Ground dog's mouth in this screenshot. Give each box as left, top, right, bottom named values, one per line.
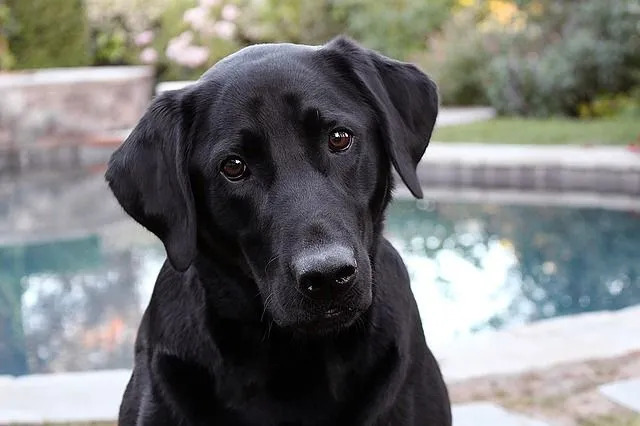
left=323, top=307, right=347, bottom=318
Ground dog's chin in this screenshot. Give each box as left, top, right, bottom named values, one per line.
left=272, top=303, right=370, bottom=337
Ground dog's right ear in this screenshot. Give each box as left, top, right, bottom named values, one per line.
left=106, top=90, right=197, bottom=272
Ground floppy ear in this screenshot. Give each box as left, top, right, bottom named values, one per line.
left=321, top=37, right=439, bottom=199
left=105, top=90, right=197, bottom=271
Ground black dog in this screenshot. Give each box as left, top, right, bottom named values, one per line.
left=106, top=36, right=451, bottom=425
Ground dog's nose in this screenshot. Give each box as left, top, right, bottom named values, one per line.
left=293, top=245, right=357, bottom=300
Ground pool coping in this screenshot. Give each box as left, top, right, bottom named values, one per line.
left=416, top=143, right=640, bottom=197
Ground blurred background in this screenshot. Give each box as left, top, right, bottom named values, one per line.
left=0, top=0, right=639, bottom=425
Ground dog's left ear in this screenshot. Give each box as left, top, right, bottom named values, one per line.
left=105, top=88, right=197, bottom=272
left=321, top=37, right=439, bottom=199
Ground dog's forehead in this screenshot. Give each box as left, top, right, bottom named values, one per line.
left=199, top=45, right=364, bottom=131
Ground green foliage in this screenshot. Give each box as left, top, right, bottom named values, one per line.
left=8, top=0, right=91, bottom=69
left=0, top=1, right=16, bottom=69
left=578, top=88, right=640, bottom=119
left=241, top=0, right=454, bottom=60
left=332, top=0, right=455, bottom=59
left=92, top=27, right=129, bottom=65
left=240, top=0, right=342, bottom=45
left=413, top=7, right=492, bottom=105
left=485, top=0, right=640, bottom=116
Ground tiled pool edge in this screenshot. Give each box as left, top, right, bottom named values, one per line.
left=418, top=143, right=640, bottom=197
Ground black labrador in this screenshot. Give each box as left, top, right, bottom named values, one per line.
left=106, top=36, right=451, bottom=426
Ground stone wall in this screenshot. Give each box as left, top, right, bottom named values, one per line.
left=0, top=66, right=153, bottom=174
left=0, top=66, right=153, bottom=134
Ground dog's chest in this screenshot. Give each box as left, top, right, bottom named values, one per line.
left=210, top=350, right=362, bottom=424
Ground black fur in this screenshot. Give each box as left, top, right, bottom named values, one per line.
left=106, top=36, right=451, bottom=426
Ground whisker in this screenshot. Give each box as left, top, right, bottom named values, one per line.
left=261, top=292, right=275, bottom=322
left=264, top=254, right=281, bottom=275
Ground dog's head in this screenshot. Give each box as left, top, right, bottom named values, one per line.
left=106, top=37, right=437, bottom=334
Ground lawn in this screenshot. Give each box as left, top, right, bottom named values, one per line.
left=432, top=117, right=640, bottom=145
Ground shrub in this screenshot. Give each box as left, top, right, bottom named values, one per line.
left=485, top=0, right=640, bottom=116
left=8, top=0, right=90, bottom=69
left=86, top=0, right=177, bottom=67
left=332, top=0, right=455, bottom=60
left=412, top=6, right=494, bottom=105
left=578, top=89, right=640, bottom=119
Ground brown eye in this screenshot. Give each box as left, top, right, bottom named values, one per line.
left=221, top=156, right=247, bottom=181
left=328, top=129, right=353, bottom=152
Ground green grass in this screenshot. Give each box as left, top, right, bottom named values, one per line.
left=432, top=117, right=640, bottom=145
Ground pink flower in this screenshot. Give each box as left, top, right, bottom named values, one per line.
left=221, top=4, right=240, bottom=21
left=166, top=32, right=210, bottom=68
left=179, top=46, right=211, bottom=68
left=134, top=30, right=154, bottom=47
left=166, top=31, right=193, bottom=59
left=213, top=20, right=236, bottom=40
left=183, top=7, right=210, bottom=31
left=139, top=47, right=158, bottom=64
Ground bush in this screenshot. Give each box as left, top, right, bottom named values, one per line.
left=578, top=89, right=640, bottom=119
left=485, top=0, right=640, bottom=116
left=412, top=6, right=494, bottom=105
left=9, top=0, right=90, bottom=69
left=86, top=0, right=177, bottom=67
left=332, top=0, right=455, bottom=60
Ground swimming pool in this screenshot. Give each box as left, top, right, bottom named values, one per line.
left=1, top=173, right=639, bottom=375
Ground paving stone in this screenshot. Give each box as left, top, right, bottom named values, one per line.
left=600, top=378, right=640, bottom=413
left=438, top=306, right=640, bottom=382
left=453, top=402, right=552, bottom=426
left=0, top=408, right=43, bottom=424
left=0, top=370, right=131, bottom=423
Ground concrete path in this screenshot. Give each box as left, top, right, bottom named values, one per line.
left=0, top=370, right=130, bottom=423
left=600, top=378, right=640, bottom=413
left=453, top=403, right=551, bottom=426
left=438, top=305, right=640, bottom=383
left=435, top=107, right=496, bottom=127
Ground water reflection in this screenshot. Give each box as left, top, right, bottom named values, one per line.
left=386, top=199, right=640, bottom=348
left=1, top=172, right=639, bottom=375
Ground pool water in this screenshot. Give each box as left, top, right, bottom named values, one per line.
left=1, top=173, right=639, bottom=375
left=386, top=199, right=640, bottom=349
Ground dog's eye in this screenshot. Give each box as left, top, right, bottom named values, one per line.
left=220, top=157, right=248, bottom=181
left=328, top=130, right=353, bottom=152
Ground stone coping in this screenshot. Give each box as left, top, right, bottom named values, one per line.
left=418, top=144, right=640, bottom=196
left=425, top=143, right=640, bottom=170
